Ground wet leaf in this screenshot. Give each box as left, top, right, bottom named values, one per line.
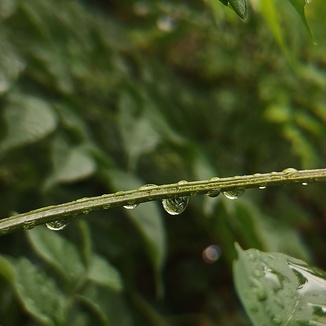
left=233, top=244, right=326, bottom=326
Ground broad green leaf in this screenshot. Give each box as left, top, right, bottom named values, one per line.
left=108, top=169, right=166, bottom=274
left=233, top=244, right=326, bottom=326
left=229, top=0, right=248, bottom=20
left=44, top=136, right=96, bottom=188
left=87, top=254, right=123, bottom=292
left=119, top=93, right=161, bottom=169
left=0, top=256, right=67, bottom=326
left=288, top=0, right=314, bottom=42
left=0, top=93, right=57, bottom=151
left=78, top=283, right=133, bottom=326
left=26, top=227, right=86, bottom=286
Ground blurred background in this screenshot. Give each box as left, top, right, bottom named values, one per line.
left=0, top=0, right=326, bottom=325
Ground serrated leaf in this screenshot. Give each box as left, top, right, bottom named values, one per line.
left=109, top=169, right=166, bottom=274
left=26, top=227, right=86, bottom=286
left=87, top=254, right=123, bottom=292
left=5, top=257, right=67, bottom=326
left=288, top=0, right=314, bottom=42
left=1, top=93, right=57, bottom=151
left=233, top=244, right=326, bottom=326
left=229, top=0, right=248, bottom=20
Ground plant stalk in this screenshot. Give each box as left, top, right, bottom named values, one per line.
left=0, top=168, right=325, bottom=235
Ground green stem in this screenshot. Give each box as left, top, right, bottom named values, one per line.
left=1, top=168, right=325, bottom=235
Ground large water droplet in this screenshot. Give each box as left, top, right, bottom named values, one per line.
left=207, top=189, right=220, bottom=198
left=222, top=187, right=245, bottom=200
left=46, top=218, right=69, bottom=231
left=282, top=167, right=298, bottom=174
left=287, top=259, right=326, bottom=296
left=177, top=180, right=188, bottom=186
left=162, top=196, right=189, bottom=215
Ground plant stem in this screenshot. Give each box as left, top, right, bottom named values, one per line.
left=1, top=168, right=325, bottom=235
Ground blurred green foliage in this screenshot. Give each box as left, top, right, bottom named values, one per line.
left=0, top=0, right=325, bottom=324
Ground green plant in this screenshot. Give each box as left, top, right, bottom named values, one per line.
left=1, top=0, right=325, bottom=325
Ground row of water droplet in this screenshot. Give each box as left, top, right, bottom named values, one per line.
left=45, top=168, right=305, bottom=231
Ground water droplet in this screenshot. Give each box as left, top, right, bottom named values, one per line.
left=202, top=245, right=221, bottom=263
left=253, top=269, right=263, bottom=278
left=259, top=185, right=266, bottom=190
left=123, top=203, right=138, bottom=210
left=302, top=182, right=308, bottom=186
left=210, top=177, right=220, bottom=181
left=287, top=259, right=326, bottom=296
left=157, top=16, right=175, bottom=32
left=162, top=196, right=189, bottom=215
left=271, top=315, right=283, bottom=325
left=222, top=187, right=245, bottom=200
left=23, top=221, right=36, bottom=230
left=282, top=167, right=298, bottom=174
left=256, top=288, right=267, bottom=301
left=207, top=189, right=220, bottom=198
left=177, top=180, right=188, bottom=186
left=138, top=184, right=157, bottom=190
left=46, top=218, right=69, bottom=231
left=263, top=268, right=283, bottom=292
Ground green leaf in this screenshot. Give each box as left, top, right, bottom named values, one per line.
left=288, top=0, right=315, bottom=42
left=219, top=0, right=229, bottom=6
left=229, top=0, right=248, bottom=20
left=0, top=38, right=24, bottom=95
left=0, top=256, right=67, bottom=326
left=87, top=254, right=123, bottom=292
left=0, top=92, right=57, bottom=151
left=44, top=136, right=96, bottom=188
left=233, top=244, right=326, bottom=326
left=108, top=169, right=166, bottom=274
left=119, top=93, right=161, bottom=169
left=78, top=283, right=133, bottom=326
left=26, top=227, right=86, bottom=286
